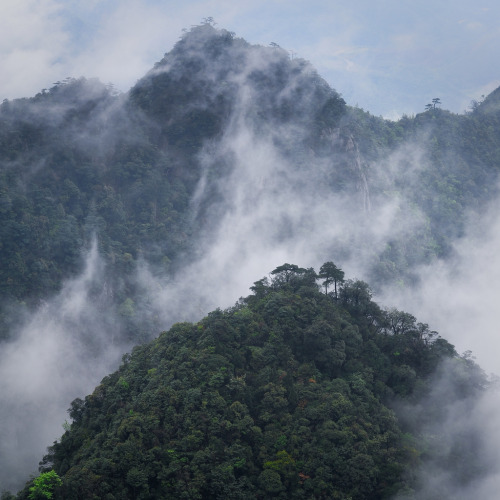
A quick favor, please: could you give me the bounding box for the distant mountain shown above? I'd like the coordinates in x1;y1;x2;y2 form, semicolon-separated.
0;24;351;345
15;264;488;499
1;23;499;342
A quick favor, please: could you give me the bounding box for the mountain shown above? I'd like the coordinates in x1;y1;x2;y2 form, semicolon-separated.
14;264;488;499
1;21;500;495
1;24;499;330
0;23;350;344
1;23;500;340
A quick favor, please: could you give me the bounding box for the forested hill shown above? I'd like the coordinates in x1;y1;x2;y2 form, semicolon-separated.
13;264;487;500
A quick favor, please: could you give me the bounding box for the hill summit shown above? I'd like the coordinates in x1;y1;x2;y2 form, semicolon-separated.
13;263;487;500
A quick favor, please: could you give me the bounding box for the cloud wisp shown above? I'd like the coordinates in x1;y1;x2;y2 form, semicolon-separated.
0;241;125;492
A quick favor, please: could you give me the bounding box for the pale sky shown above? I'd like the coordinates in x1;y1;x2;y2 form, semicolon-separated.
1;0;500;119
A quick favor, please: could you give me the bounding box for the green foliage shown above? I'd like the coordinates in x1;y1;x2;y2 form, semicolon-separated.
21;263;486;499
28;471;61;500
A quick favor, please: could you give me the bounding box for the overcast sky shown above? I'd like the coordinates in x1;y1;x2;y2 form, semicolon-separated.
2;0;500;119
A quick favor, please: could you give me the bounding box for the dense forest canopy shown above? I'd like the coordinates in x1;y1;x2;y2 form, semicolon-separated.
1;21;500;497
11;263;489;499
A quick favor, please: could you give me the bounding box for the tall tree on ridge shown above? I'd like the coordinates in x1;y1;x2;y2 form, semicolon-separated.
318;261;344;299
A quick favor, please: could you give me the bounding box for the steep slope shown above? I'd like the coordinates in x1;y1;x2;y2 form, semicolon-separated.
14;265;487;500
0;24;350;344
1;23;500;341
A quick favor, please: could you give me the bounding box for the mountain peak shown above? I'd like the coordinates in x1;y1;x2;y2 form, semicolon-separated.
130;24;345;146
478;85;500;114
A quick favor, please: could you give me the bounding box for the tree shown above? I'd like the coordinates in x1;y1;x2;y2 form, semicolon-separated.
202;17;216;26
385;308;416;335
28;471;62;500
318;261;344;299
250;277;270;297
432;97;441;109
270;263;306;284
339;279;372;310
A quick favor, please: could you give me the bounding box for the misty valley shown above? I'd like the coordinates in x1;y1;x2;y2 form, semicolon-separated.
1;22;500;499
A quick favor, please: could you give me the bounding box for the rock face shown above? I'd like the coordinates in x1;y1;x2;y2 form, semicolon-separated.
323;128;371;213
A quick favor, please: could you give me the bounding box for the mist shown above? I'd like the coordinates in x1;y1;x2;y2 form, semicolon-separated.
0;241;125;492
380;185;500;497
1;24;500;496
381;192;500;375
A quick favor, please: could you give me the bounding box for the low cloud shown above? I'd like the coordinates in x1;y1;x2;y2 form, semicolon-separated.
0;241;124;492
381;192;500;376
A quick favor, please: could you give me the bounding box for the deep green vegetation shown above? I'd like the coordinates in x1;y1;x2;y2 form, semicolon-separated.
13;264;486;499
